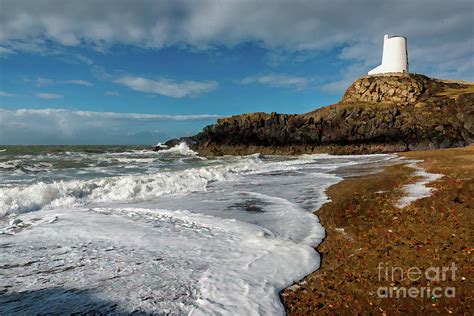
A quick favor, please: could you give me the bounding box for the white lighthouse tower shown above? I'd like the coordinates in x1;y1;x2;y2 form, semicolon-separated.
368;34;409;75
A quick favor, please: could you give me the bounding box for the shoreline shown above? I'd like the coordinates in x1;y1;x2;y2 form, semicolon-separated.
281;145;473;314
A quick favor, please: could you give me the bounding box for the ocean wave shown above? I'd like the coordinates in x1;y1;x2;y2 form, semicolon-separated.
0;150;399;314
0;160;53;172
0;155;264;216
1;145;395;217
157;142;199;156
0;150;337;216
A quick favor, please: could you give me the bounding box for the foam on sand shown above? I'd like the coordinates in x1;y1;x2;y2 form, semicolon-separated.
396;161;443;208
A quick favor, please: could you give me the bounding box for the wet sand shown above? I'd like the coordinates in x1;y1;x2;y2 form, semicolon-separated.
282;146;473;314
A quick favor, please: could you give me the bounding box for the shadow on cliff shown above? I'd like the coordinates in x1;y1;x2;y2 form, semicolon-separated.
0;287;142;315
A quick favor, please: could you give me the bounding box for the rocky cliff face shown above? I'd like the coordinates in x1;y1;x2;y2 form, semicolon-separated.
163;74;474;155
342;74;426;105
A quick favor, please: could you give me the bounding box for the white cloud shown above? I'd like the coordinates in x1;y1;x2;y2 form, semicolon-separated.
25;77;93;88
105;90;120;96
0;1;472;82
319;63;370;94
35;77;54;87
74;54;94;65
0;108;220;144
36;93;63;99
0;91;16;97
63;79;93;86
115;76;218;98
0;46;15;57
240;74;310;90
56;109;220;121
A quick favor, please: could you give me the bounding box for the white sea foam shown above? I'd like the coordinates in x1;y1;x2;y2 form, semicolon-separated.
0;204;322;315
0;160;53;172
158;142;198;156
0;145;398;314
155;142;168;148
0;150;329;216
396;161;443;208
1;161;240;216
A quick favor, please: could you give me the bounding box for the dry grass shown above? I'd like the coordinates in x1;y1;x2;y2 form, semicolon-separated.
282;146;474;315
436;84;474;97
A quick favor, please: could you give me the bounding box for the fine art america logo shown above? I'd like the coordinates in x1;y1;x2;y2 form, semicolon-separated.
377;262;457;299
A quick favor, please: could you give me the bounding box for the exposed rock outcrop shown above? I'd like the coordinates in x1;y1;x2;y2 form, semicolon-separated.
162;74;474;155
342;74;425;105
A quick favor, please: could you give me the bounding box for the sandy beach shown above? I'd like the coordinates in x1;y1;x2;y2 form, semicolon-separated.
282;146;473;314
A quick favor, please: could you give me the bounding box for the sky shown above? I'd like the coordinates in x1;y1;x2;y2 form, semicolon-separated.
0;0;473;145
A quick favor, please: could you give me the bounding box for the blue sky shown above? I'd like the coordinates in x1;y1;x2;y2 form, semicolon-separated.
1;0;472;145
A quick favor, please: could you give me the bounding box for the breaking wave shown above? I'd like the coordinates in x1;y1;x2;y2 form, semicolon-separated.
0;150;320;216
1;158;253;216
157;142;199;156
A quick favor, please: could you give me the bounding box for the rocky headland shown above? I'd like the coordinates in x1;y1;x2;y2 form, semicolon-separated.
163;74;474;155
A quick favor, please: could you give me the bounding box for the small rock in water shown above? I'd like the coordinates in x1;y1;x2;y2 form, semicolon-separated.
256;231;271;237
9;218;23;226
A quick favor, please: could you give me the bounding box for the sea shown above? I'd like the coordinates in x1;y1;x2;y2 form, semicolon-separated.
0;144;398;314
